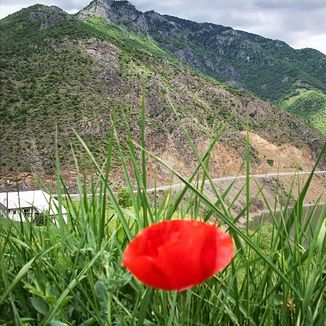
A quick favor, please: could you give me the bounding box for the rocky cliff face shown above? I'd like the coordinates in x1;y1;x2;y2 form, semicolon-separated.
78;0;326;102
79;0;149;33
28;5;69;29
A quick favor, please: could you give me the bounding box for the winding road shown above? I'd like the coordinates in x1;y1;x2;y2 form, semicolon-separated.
65;170;326;198
145;170;326;193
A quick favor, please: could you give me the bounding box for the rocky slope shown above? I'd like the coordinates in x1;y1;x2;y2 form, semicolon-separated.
79;0;326;102
0;4;325;191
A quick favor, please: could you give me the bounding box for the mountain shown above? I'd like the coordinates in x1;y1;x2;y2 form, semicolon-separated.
0;4;325;191
78;0;326;103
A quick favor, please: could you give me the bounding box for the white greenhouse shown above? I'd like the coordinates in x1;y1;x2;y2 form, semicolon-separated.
0;190;67;223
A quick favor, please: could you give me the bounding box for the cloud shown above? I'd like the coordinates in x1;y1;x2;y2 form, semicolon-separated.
1;0;325;54
0;0;90;16
252;0;326;11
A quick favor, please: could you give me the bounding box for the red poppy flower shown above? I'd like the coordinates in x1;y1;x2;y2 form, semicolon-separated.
122;219;234;291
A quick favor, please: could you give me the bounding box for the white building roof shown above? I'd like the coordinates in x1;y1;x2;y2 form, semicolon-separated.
0;190;67;216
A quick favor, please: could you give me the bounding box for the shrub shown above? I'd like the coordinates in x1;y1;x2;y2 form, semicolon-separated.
117;187;132;208
267;159;274;166
32;212;48;226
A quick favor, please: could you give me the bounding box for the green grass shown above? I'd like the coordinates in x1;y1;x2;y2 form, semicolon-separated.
1;115;325;325
85;16;171;62
280;90;326;135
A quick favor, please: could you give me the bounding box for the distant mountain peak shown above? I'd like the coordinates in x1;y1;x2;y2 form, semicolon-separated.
14;4;70;30
79;0;148;33
98;0;115;6
80;0;138;14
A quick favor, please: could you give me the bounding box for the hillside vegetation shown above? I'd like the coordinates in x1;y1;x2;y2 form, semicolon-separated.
79;0;326;102
0;4;325;190
280;90;326;135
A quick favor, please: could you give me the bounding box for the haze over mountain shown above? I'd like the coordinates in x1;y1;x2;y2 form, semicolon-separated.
0;1;325;190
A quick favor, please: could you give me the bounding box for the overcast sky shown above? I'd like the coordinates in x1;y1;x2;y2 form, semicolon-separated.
1;0;326;54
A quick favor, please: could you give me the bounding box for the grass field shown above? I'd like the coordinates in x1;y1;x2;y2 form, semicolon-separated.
280;89;326;135
0;124;325;325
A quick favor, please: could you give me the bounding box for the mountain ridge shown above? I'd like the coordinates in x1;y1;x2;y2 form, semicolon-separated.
78;0;326;102
0;3;325;191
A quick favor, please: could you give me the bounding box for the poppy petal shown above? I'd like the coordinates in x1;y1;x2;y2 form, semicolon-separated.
122;219;234;291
